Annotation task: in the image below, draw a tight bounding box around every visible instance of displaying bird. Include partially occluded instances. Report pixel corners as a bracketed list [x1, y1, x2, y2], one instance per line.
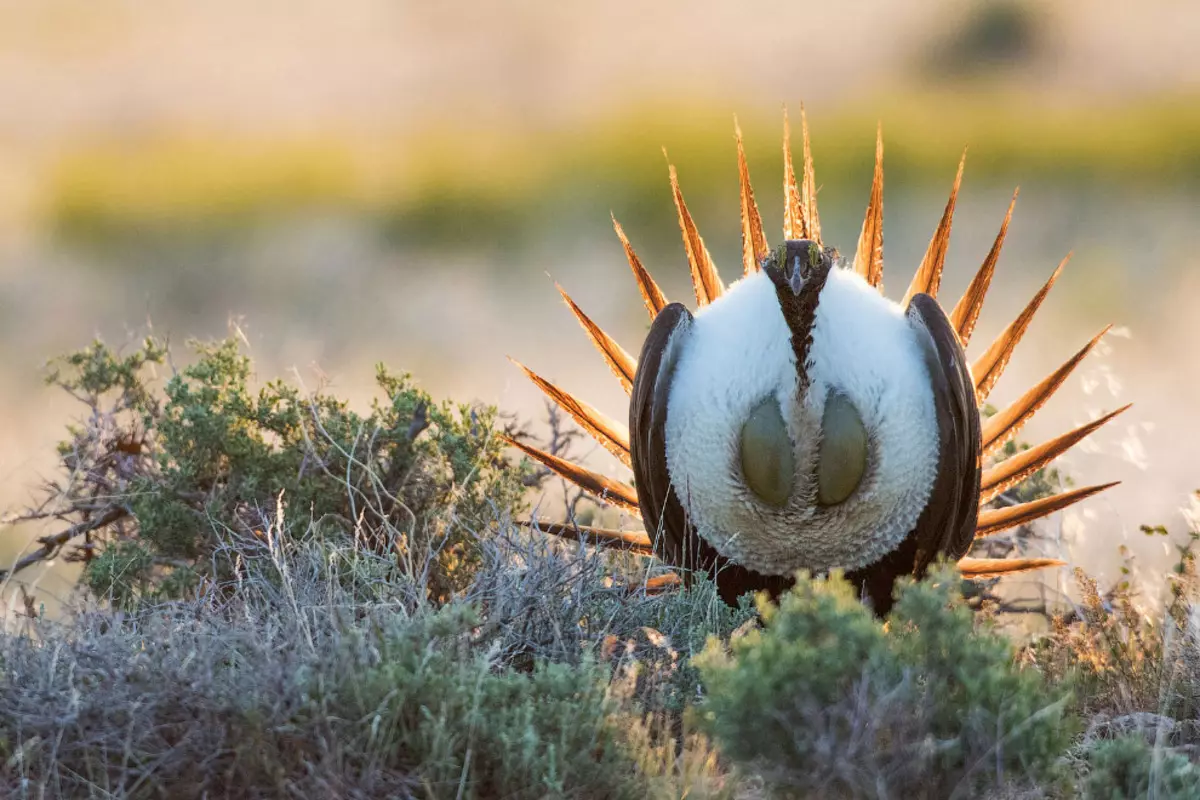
[505, 109, 1128, 613]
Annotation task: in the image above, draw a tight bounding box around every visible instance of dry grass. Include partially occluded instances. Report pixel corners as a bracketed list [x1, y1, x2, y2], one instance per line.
[0, 517, 754, 799]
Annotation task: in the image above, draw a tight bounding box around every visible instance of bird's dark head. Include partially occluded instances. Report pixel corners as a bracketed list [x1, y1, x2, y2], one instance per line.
[761, 240, 836, 391]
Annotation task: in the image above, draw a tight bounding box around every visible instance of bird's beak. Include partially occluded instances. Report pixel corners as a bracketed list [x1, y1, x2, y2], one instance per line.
[782, 240, 831, 295]
[787, 254, 807, 295]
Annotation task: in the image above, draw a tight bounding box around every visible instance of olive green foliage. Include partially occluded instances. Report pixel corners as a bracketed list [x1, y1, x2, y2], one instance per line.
[1085, 735, 1200, 800]
[695, 566, 1076, 798]
[311, 604, 633, 799]
[42, 335, 528, 606]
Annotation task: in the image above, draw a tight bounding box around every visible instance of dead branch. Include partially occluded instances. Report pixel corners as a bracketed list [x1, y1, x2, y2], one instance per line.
[0, 505, 129, 581]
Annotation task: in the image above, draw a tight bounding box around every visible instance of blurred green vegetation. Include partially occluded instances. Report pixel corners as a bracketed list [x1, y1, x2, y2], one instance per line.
[42, 90, 1200, 252]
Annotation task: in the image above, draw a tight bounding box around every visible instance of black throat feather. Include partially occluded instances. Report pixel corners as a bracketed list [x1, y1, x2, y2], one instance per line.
[762, 240, 836, 393]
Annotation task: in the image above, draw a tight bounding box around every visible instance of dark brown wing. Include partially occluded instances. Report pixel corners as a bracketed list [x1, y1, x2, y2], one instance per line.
[629, 302, 796, 605]
[906, 292, 982, 567]
[846, 294, 981, 614]
[629, 303, 695, 569]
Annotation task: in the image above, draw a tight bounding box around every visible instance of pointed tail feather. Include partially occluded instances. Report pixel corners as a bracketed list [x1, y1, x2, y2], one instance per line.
[951, 188, 1019, 347]
[509, 358, 632, 467]
[782, 108, 808, 240]
[958, 556, 1066, 578]
[735, 119, 769, 276]
[903, 150, 966, 306]
[612, 215, 668, 319]
[668, 162, 724, 306]
[519, 519, 654, 555]
[981, 325, 1111, 456]
[800, 105, 821, 244]
[976, 482, 1120, 538]
[503, 435, 641, 511]
[972, 254, 1070, 404]
[556, 284, 638, 395]
[980, 404, 1131, 504]
[641, 572, 683, 593]
[853, 124, 885, 290]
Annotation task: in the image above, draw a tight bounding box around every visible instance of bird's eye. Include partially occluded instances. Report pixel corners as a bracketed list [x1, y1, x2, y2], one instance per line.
[739, 398, 795, 507]
[816, 392, 868, 506]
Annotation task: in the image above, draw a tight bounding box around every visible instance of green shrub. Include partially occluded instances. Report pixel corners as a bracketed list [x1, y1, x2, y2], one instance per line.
[1085, 735, 1200, 800]
[695, 564, 1077, 798]
[319, 604, 638, 799]
[28, 335, 530, 606]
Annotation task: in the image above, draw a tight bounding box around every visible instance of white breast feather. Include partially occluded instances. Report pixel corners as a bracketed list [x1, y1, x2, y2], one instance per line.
[663, 267, 939, 574]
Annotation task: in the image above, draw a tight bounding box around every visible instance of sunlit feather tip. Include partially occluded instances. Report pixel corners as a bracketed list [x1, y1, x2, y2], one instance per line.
[503, 434, 640, 511]
[519, 519, 654, 555]
[951, 188, 1018, 347]
[782, 108, 807, 241]
[853, 123, 885, 290]
[980, 404, 1131, 504]
[555, 283, 637, 394]
[799, 105, 821, 245]
[958, 557, 1067, 578]
[903, 149, 965, 306]
[668, 160, 724, 306]
[981, 324, 1112, 457]
[735, 118, 769, 276]
[612, 214, 667, 319]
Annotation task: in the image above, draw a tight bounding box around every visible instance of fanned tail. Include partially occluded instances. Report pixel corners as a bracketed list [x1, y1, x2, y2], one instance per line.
[504, 115, 1126, 602]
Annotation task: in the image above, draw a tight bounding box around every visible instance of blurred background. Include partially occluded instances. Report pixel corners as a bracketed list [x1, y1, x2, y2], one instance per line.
[1, 0, 1198, 614]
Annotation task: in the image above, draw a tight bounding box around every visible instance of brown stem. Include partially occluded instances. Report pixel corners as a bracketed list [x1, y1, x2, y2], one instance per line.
[0, 505, 128, 581]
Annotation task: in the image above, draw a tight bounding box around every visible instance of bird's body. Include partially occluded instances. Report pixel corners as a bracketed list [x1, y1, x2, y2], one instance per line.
[661, 257, 939, 576]
[505, 110, 1126, 613]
